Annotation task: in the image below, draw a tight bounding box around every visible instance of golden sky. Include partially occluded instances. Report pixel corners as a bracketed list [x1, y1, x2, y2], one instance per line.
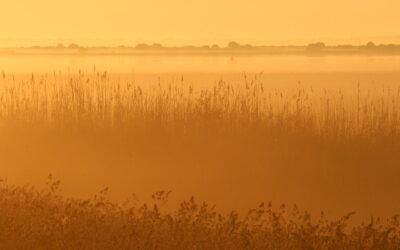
[1, 0, 400, 46]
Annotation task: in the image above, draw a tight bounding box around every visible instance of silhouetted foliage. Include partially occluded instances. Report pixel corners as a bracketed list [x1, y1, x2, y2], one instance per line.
[366, 41, 376, 48]
[228, 41, 241, 49]
[307, 42, 326, 51]
[0, 177, 400, 249]
[56, 43, 65, 49]
[68, 43, 80, 49]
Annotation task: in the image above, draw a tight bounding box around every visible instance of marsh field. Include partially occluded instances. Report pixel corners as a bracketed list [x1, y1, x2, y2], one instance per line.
[1, 53, 400, 248]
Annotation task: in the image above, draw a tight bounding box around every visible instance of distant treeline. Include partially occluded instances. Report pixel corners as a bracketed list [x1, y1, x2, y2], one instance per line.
[8, 41, 400, 54]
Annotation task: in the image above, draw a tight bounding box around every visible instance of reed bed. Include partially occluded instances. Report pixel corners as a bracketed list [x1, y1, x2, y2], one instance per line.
[0, 71, 399, 141]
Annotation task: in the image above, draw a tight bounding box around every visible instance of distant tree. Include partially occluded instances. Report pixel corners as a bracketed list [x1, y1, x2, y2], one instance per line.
[227, 41, 241, 49]
[307, 42, 326, 51]
[68, 43, 80, 49]
[151, 43, 163, 49]
[211, 44, 220, 49]
[135, 43, 150, 49]
[56, 43, 65, 49]
[241, 44, 253, 49]
[366, 41, 376, 48]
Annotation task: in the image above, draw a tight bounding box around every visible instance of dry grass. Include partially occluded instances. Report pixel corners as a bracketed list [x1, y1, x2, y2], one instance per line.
[0, 72, 399, 169]
[0, 176, 400, 250]
[1, 72, 399, 138]
[0, 71, 400, 248]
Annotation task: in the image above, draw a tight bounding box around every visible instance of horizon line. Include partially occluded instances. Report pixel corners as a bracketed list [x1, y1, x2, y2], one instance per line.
[0, 41, 398, 50]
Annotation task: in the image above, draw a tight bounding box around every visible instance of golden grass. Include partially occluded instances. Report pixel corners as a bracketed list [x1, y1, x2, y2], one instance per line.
[0, 71, 400, 248]
[1, 72, 399, 138]
[0, 176, 400, 250]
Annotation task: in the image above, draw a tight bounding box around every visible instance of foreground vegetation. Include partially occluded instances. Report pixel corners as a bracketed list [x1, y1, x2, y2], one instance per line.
[0, 176, 399, 250]
[0, 72, 399, 248]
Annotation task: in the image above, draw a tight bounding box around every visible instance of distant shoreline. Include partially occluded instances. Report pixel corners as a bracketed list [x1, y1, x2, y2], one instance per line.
[2, 42, 400, 56]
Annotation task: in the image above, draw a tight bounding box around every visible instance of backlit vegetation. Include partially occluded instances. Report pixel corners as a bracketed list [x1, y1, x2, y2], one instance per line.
[1, 176, 400, 250]
[0, 71, 399, 248]
[1, 71, 399, 138]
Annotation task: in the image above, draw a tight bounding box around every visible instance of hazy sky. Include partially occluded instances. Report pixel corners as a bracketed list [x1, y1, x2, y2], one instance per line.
[1, 0, 400, 46]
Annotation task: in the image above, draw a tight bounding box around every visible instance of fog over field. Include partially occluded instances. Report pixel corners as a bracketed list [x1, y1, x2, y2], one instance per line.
[1, 54, 400, 220]
[2, 0, 400, 248]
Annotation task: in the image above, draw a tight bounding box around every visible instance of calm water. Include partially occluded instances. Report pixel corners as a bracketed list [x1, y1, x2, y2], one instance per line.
[1, 54, 400, 74]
